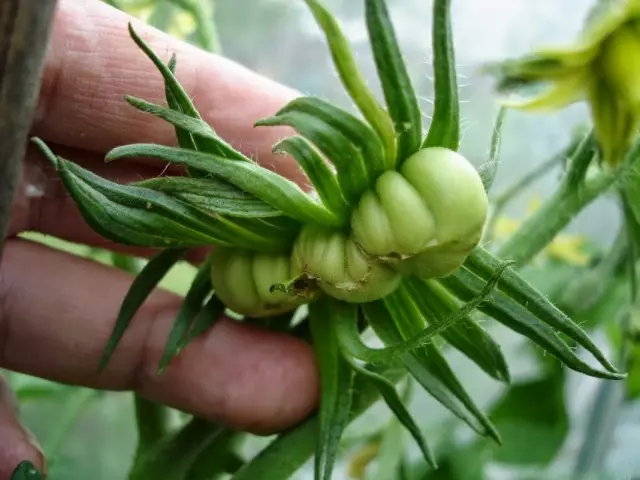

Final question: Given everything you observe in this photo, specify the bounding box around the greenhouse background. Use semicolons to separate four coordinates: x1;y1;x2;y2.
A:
6;0;640;479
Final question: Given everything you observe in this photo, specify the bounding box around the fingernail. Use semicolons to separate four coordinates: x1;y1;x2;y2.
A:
10;460;43;479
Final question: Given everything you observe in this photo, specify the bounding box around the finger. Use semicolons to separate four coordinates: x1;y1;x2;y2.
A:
0;374;45;479
0;239;318;434
33;0;305;184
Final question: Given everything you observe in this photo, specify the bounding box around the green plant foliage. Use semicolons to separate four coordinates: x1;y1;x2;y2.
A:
20;1;640;479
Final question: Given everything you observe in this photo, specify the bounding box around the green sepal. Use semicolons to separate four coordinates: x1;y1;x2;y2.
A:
361;301;500;443
303;0;397;167
273;136;350;221
125;96;250;162
128;23;226;158
309;297;355;480
106;143;342;228
166;54;199;155
133;176;283;218
441;267;626;380
341;354;437;470
266;96;387;181
180;294;226;349
479;107;507;192
33;138;233;248
423;0;460;151
365;0;422;161
157;254;215;373
403;277;510;383
466;246;622;375
257;110;372;206
384;288;501;443
99;248;187;372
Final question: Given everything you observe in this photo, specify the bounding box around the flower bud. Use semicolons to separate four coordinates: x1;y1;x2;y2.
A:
210;248;305;317
351;147;488;278
600;23;640;115
292;225;401;303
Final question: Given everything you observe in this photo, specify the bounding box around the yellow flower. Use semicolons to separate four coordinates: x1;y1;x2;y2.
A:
486;0;640;167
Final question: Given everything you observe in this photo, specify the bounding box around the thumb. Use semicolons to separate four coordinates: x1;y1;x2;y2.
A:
0;373;45;479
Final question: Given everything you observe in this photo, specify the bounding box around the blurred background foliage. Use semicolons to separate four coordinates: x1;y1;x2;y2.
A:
8;0;640;479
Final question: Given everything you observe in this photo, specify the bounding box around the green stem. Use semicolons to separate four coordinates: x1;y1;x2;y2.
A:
484;142;571;243
573;191;640;476
129;417;222;480
133;396;172;455
497;136;640;267
231;366;406;480
496;172;615;266
191;0;221;54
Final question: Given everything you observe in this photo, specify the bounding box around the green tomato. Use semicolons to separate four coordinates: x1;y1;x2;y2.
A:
351;147;488;278
210;247;304;318
292;225;401;303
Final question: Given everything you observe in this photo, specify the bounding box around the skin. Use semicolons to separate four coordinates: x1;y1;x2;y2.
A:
0;0;319;476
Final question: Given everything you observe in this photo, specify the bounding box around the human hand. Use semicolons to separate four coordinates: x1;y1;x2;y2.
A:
0;0;318;475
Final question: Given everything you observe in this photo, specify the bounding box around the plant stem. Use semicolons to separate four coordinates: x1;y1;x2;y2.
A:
0;0;58;254
231;366;406;480
497;135;640;267
133;396;171;454
496;172;615;266
191;0;221;54
129;417;223;480
573;191;639;477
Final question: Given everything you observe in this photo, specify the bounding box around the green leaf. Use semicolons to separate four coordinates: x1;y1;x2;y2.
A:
342;357;437;470
423;0;460;150
309;297;355;480
257;110;372;206
384;288;501;443
403;277;510;383
303;0;397;167
478;107;506;192
273;136;350;219
99;248;187;371
128;23;226;158
10;461;43;480
158;255;214;373
440;267;625;380
125;95;248;161
361;301;500;442
106;143;343;228
466;246;621;375
266;96;387;181
365;0;422;161
490;371;568;466
133;176;284;218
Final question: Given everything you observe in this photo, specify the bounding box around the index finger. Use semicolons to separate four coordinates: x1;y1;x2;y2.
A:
33;0;302;180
